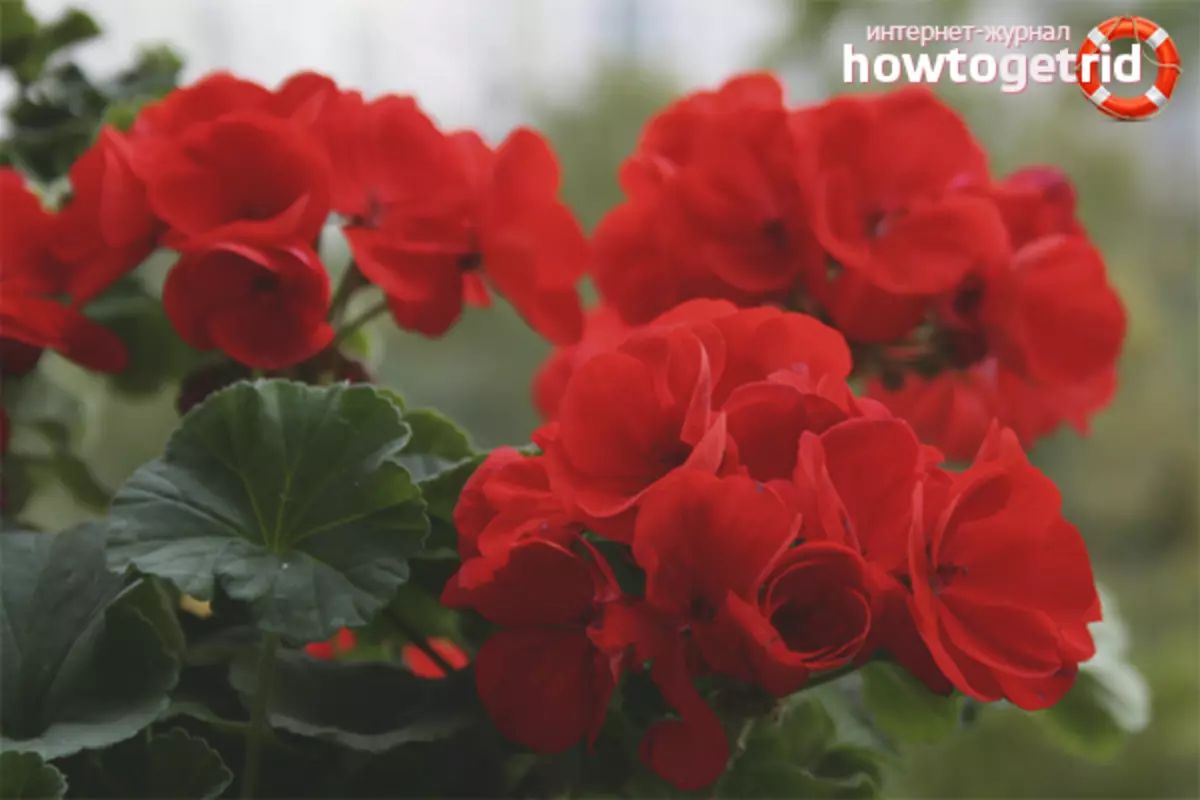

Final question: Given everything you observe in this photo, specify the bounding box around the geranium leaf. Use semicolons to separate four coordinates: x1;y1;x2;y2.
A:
0;751;67;799
0;526;179;760
860;661;960;744
1038;588;1150;760
55;727;232;799
398;408;475;484
105;379;429;642
85;275;203;397
227;648;481;753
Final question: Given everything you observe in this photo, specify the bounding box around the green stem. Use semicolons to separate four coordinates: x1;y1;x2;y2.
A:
328;262;365;325
331;299;389;350
385;608;459;677
802;661;861;693
241;634;280;799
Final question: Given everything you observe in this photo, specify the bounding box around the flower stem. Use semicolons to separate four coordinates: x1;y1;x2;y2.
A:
331;299;390;349
241;633;280;799
802;661;861;692
328;262;365;325
385;608;459;677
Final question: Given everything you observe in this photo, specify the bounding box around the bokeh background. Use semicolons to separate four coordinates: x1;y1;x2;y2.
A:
8;0;1198;797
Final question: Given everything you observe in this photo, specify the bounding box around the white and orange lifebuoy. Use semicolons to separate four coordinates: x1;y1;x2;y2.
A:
1077;16;1181;120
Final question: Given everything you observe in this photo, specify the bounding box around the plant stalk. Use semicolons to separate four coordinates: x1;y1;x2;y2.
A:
802;661;861;692
241;633;280;799
328;262;365;325
331;299;390;349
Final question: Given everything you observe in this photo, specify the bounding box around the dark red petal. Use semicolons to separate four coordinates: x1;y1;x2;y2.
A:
475;628;614;754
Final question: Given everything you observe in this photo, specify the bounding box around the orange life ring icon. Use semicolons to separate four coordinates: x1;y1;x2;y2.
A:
1077;16;1181;120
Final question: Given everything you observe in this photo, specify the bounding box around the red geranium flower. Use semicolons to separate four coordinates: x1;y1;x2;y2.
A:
536;324;728;538
132;72;276;145
593;74;822;324
451;447;579;579
907;425;1101;708
162;244;333;369
533;305;630;420
52;127;163;304
402;638;470;678
790;416;952;692
868;166;1125;459
145;111;332;251
793;85;1008;297
331;96;587;343
442;537;623;754
0;170;128;375
305;627;357;660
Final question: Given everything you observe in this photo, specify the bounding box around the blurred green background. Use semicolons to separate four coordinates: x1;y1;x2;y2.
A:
10;0;1197;797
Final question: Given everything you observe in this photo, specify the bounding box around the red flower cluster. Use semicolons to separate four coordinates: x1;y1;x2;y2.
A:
584;74;1125;458
448;302;1101;790
3;70;586;387
303;628;470;679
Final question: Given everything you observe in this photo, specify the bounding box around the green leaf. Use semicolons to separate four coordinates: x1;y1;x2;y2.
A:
719;763;878;799
105;380;430;642
419;453;485;551
37;9;101;57
717;696;883;799
860;661;960;744
54;728;232;799
104;45;182;102
0;527;179;759
813;744;886;788
227;648;481;752
1038;588;1150;761
0;0;41;82
398;408;475;483
85;276;203;397
0;751;67;799
114;577;187;659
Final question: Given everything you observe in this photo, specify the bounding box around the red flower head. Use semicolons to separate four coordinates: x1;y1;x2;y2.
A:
616;471;802;789
162;244;333;370
533;304;630;420
132;72;275;144
442;537;622;755
402;638;470;678
717;541;873;697
145;112;332;251
536;323;729;540
594;73;822;324
332;96;587;343
908;425;1101;709
981;234;1126;388
451;448;578;580
305;627;357;660
868;166;1125;459
0;170;128;375
793;86;1008;297
789;416;952;692
53;127;163;305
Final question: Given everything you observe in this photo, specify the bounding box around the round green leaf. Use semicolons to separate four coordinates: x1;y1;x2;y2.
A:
398;408;475;484
0;751;67;799
227;648;481;753
85;276;203;397
54;728;232;799
1038;587;1150;760
0;527;179;760
861;661;960;744
105;380;429;642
